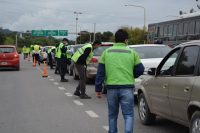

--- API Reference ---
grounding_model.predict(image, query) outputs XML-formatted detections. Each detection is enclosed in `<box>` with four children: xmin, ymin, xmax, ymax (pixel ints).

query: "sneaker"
<box><xmin>79</xmin><ymin>94</ymin><xmax>91</xmax><ymax>99</ymax></box>
<box><xmin>60</xmin><ymin>79</ymin><xmax>68</xmax><ymax>82</ymax></box>
<box><xmin>74</xmin><ymin>91</ymin><xmax>80</xmax><ymax>96</ymax></box>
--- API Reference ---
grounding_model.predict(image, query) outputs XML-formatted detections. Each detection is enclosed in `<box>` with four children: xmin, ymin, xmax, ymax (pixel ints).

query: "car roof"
<box><xmin>128</xmin><ymin>44</ymin><xmax>167</xmax><ymax>48</ymax></box>
<box><xmin>0</xmin><ymin>45</ymin><xmax>16</xmax><ymax>48</ymax></box>
<box><xmin>177</xmin><ymin>40</ymin><xmax>200</xmax><ymax>48</ymax></box>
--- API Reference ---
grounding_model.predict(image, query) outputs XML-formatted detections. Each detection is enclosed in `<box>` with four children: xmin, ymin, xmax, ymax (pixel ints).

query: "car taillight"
<box><xmin>90</xmin><ymin>57</ymin><xmax>98</xmax><ymax>63</ymax></box>
<box><xmin>14</xmin><ymin>54</ymin><xmax>19</xmax><ymax>58</ymax></box>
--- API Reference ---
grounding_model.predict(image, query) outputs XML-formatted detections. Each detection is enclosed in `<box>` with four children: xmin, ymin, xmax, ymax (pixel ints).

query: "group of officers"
<box><xmin>23</xmin><ymin>29</ymin><xmax>145</xmax><ymax>133</ymax></box>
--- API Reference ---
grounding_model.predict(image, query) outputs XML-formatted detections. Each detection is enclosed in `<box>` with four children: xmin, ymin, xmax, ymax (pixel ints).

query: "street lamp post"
<box><xmin>74</xmin><ymin>11</ymin><xmax>82</xmax><ymax>45</ymax></box>
<box><xmin>125</xmin><ymin>4</ymin><xmax>146</xmax><ymax>31</ymax></box>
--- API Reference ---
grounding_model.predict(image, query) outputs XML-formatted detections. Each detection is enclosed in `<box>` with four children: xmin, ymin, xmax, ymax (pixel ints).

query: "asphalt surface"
<box><xmin>0</xmin><ymin>56</ymin><xmax>189</xmax><ymax>133</ymax></box>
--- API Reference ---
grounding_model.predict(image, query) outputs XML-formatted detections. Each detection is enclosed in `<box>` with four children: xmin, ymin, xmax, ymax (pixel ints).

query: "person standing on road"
<box><xmin>33</xmin><ymin>44</ymin><xmax>41</xmax><ymax>66</ymax></box>
<box><xmin>95</xmin><ymin>29</ymin><xmax>144</xmax><ymax>133</ymax></box>
<box><xmin>54</xmin><ymin>43</ymin><xmax>60</xmax><ymax>74</ymax></box>
<box><xmin>72</xmin><ymin>41</ymin><xmax>101</xmax><ymax>99</ymax></box>
<box><xmin>57</xmin><ymin>38</ymin><xmax>70</xmax><ymax>82</ymax></box>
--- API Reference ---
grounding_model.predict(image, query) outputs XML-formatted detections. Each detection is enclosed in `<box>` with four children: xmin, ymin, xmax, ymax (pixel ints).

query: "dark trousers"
<box><xmin>33</xmin><ymin>53</ymin><xmax>40</xmax><ymax>65</ymax></box>
<box><xmin>75</xmin><ymin>64</ymin><xmax>86</xmax><ymax>95</ymax></box>
<box><xmin>48</xmin><ymin>53</ymin><xmax>53</xmax><ymax>69</ymax></box>
<box><xmin>59</xmin><ymin>58</ymin><xmax>68</xmax><ymax>80</ymax></box>
<box><xmin>55</xmin><ymin>58</ymin><xmax>60</xmax><ymax>74</ymax></box>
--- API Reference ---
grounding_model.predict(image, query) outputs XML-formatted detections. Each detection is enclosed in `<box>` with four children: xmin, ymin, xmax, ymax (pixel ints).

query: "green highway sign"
<box><xmin>31</xmin><ymin>30</ymin><xmax>46</xmax><ymax>36</ymax></box>
<box><xmin>31</xmin><ymin>30</ymin><xmax>68</xmax><ymax>36</ymax></box>
<box><xmin>46</xmin><ymin>30</ymin><xmax>59</xmax><ymax>36</ymax></box>
<box><xmin>59</xmin><ymin>30</ymin><xmax>68</xmax><ymax>36</ymax></box>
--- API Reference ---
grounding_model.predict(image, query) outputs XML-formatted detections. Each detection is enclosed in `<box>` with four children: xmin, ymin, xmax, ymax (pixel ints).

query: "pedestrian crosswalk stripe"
<box><xmin>85</xmin><ymin>110</ymin><xmax>99</xmax><ymax>118</ymax></box>
<box><xmin>73</xmin><ymin>100</ymin><xmax>84</xmax><ymax>106</ymax></box>
<box><xmin>53</xmin><ymin>82</ymin><xmax>59</xmax><ymax>85</ymax></box>
<box><xmin>65</xmin><ymin>93</ymin><xmax>73</xmax><ymax>96</ymax></box>
<box><xmin>58</xmin><ymin>87</ymin><xmax>66</xmax><ymax>90</ymax></box>
<box><xmin>49</xmin><ymin>79</ymin><xmax>54</xmax><ymax>81</ymax></box>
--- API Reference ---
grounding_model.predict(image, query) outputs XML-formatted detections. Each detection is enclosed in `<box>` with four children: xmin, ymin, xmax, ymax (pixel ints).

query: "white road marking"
<box><xmin>73</xmin><ymin>100</ymin><xmax>84</xmax><ymax>106</ymax></box>
<box><xmin>48</xmin><ymin>76</ymin><xmax>51</xmax><ymax>78</ymax></box>
<box><xmin>49</xmin><ymin>79</ymin><xmax>54</xmax><ymax>81</ymax></box>
<box><xmin>65</xmin><ymin>93</ymin><xmax>73</xmax><ymax>97</ymax></box>
<box><xmin>85</xmin><ymin>110</ymin><xmax>99</xmax><ymax>118</ymax></box>
<box><xmin>103</xmin><ymin>126</ymin><xmax>109</xmax><ymax>131</ymax></box>
<box><xmin>53</xmin><ymin>82</ymin><xmax>59</xmax><ymax>85</ymax></box>
<box><xmin>58</xmin><ymin>87</ymin><xmax>66</xmax><ymax>90</ymax></box>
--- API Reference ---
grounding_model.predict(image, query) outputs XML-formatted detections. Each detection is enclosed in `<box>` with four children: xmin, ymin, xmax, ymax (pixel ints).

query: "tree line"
<box><xmin>0</xmin><ymin>27</ymin><xmax>147</xmax><ymax>48</ymax></box>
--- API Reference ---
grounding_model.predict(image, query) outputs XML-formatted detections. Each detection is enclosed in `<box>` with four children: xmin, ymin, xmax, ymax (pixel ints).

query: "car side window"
<box><xmin>159</xmin><ymin>49</ymin><xmax>180</xmax><ymax>76</ymax></box>
<box><xmin>175</xmin><ymin>46</ymin><xmax>199</xmax><ymax>75</ymax></box>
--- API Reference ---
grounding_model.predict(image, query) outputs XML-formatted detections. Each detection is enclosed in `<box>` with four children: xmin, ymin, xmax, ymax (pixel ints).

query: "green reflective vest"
<box><xmin>33</xmin><ymin>45</ymin><xmax>40</xmax><ymax>52</ymax></box>
<box><xmin>22</xmin><ymin>47</ymin><xmax>26</xmax><ymax>53</ymax></box>
<box><xmin>99</xmin><ymin>43</ymin><xmax>141</xmax><ymax>85</ymax></box>
<box><xmin>57</xmin><ymin>43</ymin><xmax>64</xmax><ymax>59</ymax></box>
<box><xmin>71</xmin><ymin>43</ymin><xmax>94</xmax><ymax>65</ymax></box>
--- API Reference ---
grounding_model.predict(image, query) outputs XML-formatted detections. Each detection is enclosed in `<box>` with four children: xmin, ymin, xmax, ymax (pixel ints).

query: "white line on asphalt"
<box><xmin>103</xmin><ymin>126</ymin><xmax>109</xmax><ymax>131</ymax></box>
<box><xmin>85</xmin><ymin>110</ymin><xmax>99</xmax><ymax>118</ymax></box>
<box><xmin>49</xmin><ymin>79</ymin><xmax>55</xmax><ymax>81</ymax></box>
<box><xmin>53</xmin><ymin>82</ymin><xmax>59</xmax><ymax>85</ymax></box>
<box><xmin>58</xmin><ymin>87</ymin><xmax>66</xmax><ymax>90</ymax></box>
<box><xmin>73</xmin><ymin>100</ymin><xmax>84</xmax><ymax>106</ymax></box>
<box><xmin>48</xmin><ymin>76</ymin><xmax>51</xmax><ymax>78</ymax></box>
<box><xmin>65</xmin><ymin>93</ymin><xmax>73</xmax><ymax>97</ymax></box>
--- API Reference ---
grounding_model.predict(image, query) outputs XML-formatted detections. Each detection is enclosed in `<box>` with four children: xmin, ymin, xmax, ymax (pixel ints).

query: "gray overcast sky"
<box><xmin>0</xmin><ymin>0</ymin><xmax>199</xmax><ymax>39</ymax></box>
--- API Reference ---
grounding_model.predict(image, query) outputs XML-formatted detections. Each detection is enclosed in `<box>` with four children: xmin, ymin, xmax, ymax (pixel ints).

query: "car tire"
<box><xmin>73</xmin><ymin>68</ymin><xmax>79</xmax><ymax>80</ymax></box>
<box><xmin>138</xmin><ymin>93</ymin><xmax>156</xmax><ymax>125</ymax></box>
<box><xmin>190</xmin><ymin>111</ymin><xmax>200</xmax><ymax>133</ymax></box>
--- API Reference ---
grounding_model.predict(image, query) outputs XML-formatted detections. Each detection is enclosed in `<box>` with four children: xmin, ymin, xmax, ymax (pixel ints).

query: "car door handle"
<box><xmin>184</xmin><ymin>87</ymin><xmax>190</xmax><ymax>92</ymax></box>
<box><xmin>163</xmin><ymin>84</ymin><xmax>168</xmax><ymax>89</ymax></box>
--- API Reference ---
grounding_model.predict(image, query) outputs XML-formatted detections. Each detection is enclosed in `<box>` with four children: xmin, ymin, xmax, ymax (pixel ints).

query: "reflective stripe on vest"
<box><xmin>71</xmin><ymin>44</ymin><xmax>93</xmax><ymax>64</ymax></box>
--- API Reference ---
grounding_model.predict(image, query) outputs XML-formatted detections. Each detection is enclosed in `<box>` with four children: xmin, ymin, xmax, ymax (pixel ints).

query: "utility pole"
<box><xmin>74</xmin><ymin>11</ymin><xmax>82</xmax><ymax>45</ymax></box>
<box><xmin>93</xmin><ymin>23</ymin><xmax>96</xmax><ymax>42</ymax></box>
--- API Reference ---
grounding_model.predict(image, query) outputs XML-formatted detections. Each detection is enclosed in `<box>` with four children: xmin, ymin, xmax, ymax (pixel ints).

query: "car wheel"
<box><xmin>73</xmin><ymin>68</ymin><xmax>79</xmax><ymax>80</ymax></box>
<box><xmin>138</xmin><ymin>93</ymin><xmax>156</xmax><ymax>125</ymax></box>
<box><xmin>190</xmin><ymin>111</ymin><xmax>200</xmax><ymax>133</ymax></box>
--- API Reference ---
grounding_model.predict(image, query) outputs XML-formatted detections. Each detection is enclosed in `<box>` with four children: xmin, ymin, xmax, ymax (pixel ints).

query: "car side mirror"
<box><xmin>147</xmin><ymin>68</ymin><xmax>156</xmax><ymax>75</ymax></box>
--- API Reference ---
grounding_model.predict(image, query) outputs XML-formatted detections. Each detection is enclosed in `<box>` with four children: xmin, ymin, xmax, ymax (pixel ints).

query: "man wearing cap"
<box><xmin>57</xmin><ymin>38</ymin><xmax>70</xmax><ymax>82</ymax></box>
<box><xmin>71</xmin><ymin>40</ymin><xmax>101</xmax><ymax>99</ymax></box>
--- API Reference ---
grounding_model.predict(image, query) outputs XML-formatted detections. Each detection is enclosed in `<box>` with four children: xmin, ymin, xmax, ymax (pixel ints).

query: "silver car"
<box><xmin>129</xmin><ymin>44</ymin><xmax>171</xmax><ymax>94</ymax></box>
<box><xmin>138</xmin><ymin>40</ymin><xmax>200</xmax><ymax>133</ymax></box>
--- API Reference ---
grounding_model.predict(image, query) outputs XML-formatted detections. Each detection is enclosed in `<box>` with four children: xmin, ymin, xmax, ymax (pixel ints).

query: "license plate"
<box><xmin>1</xmin><ymin>62</ymin><xmax>7</xmax><ymax>65</ymax></box>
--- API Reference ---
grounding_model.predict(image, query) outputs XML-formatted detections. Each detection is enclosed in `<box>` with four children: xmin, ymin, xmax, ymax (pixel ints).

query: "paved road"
<box><xmin>0</xmin><ymin>57</ymin><xmax>189</xmax><ymax>133</ymax></box>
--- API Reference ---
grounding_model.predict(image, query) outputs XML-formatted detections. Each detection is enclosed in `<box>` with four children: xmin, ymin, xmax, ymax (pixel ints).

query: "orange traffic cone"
<box><xmin>33</xmin><ymin>57</ymin><xmax>36</xmax><ymax>67</ymax></box>
<box><xmin>42</xmin><ymin>61</ymin><xmax>48</xmax><ymax>78</ymax></box>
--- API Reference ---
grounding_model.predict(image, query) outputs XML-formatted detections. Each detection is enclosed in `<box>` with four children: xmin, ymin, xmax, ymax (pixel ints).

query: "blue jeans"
<box><xmin>107</xmin><ymin>88</ymin><xmax>134</xmax><ymax>133</ymax></box>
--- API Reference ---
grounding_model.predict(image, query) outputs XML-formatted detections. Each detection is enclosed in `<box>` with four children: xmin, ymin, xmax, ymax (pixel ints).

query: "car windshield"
<box><xmin>0</xmin><ymin>47</ymin><xmax>14</xmax><ymax>53</ymax></box>
<box><xmin>130</xmin><ymin>46</ymin><xmax>170</xmax><ymax>59</ymax></box>
<box><xmin>94</xmin><ymin>46</ymin><xmax>112</xmax><ymax>56</ymax></box>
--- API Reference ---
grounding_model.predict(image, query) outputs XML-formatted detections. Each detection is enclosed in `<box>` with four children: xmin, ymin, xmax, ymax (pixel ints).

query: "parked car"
<box><xmin>129</xmin><ymin>44</ymin><xmax>171</xmax><ymax>94</ymax></box>
<box><xmin>137</xmin><ymin>40</ymin><xmax>200</xmax><ymax>133</ymax></box>
<box><xmin>86</xmin><ymin>43</ymin><xmax>113</xmax><ymax>81</ymax></box>
<box><xmin>0</xmin><ymin>45</ymin><xmax>20</xmax><ymax>70</ymax></box>
<box><xmin>39</xmin><ymin>46</ymin><xmax>55</xmax><ymax>62</ymax></box>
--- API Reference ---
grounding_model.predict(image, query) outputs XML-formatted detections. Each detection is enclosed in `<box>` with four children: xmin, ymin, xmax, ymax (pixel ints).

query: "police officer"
<box><xmin>72</xmin><ymin>41</ymin><xmax>101</xmax><ymax>99</ymax></box>
<box><xmin>48</xmin><ymin>47</ymin><xmax>55</xmax><ymax>69</ymax></box>
<box><xmin>33</xmin><ymin>44</ymin><xmax>40</xmax><ymax>65</ymax></box>
<box><xmin>54</xmin><ymin>43</ymin><xmax>60</xmax><ymax>74</ymax></box>
<box><xmin>95</xmin><ymin>29</ymin><xmax>144</xmax><ymax>133</ymax></box>
<box><xmin>57</xmin><ymin>38</ymin><xmax>70</xmax><ymax>82</ymax></box>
